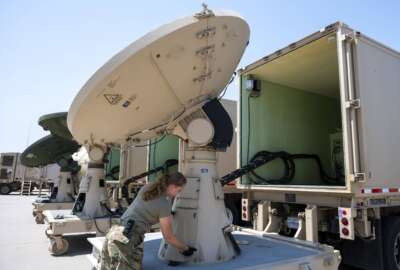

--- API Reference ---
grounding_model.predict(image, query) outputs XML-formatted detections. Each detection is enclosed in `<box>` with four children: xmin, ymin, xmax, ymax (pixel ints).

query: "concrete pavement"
<box><xmin>0</xmin><ymin>194</ymin><xmax>92</xmax><ymax>270</ymax></box>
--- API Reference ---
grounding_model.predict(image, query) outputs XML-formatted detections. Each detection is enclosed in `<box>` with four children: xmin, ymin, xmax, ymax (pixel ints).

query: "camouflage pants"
<box><xmin>100</xmin><ymin>224</ymin><xmax>144</xmax><ymax>270</ymax></box>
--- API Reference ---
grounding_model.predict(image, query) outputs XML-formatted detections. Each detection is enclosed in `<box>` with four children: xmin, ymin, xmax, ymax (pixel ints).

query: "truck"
<box><xmin>0</xmin><ymin>152</ymin><xmax>59</xmax><ymax>195</ymax></box>
<box><xmin>237</xmin><ymin>21</ymin><xmax>400</xmax><ymax>270</ymax></box>
<box><xmin>80</xmin><ymin>6</ymin><xmax>344</xmax><ymax>269</ymax></box>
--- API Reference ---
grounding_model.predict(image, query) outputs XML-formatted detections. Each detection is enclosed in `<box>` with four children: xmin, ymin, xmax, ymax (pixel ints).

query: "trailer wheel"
<box><xmin>0</xmin><ymin>184</ymin><xmax>11</xmax><ymax>195</ymax></box>
<box><xmin>383</xmin><ymin>217</ymin><xmax>400</xmax><ymax>270</ymax></box>
<box><xmin>49</xmin><ymin>237</ymin><xmax>69</xmax><ymax>256</ymax></box>
<box><xmin>35</xmin><ymin>213</ymin><xmax>45</xmax><ymax>224</ymax></box>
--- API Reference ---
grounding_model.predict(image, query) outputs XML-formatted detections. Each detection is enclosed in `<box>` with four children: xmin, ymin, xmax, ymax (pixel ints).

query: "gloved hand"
<box><xmin>122</xmin><ymin>220</ymin><xmax>135</xmax><ymax>239</ymax></box>
<box><xmin>181</xmin><ymin>246</ymin><xmax>197</xmax><ymax>257</ymax></box>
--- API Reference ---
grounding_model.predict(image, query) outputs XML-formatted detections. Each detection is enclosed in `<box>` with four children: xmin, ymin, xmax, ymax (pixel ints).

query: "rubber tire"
<box><xmin>35</xmin><ymin>214</ymin><xmax>44</xmax><ymax>224</ymax></box>
<box><xmin>10</xmin><ymin>182</ymin><xmax>21</xmax><ymax>192</ymax></box>
<box><xmin>383</xmin><ymin>217</ymin><xmax>400</xmax><ymax>270</ymax></box>
<box><xmin>49</xmin><ymin>238</ymin><xmax>69</xmax><ymax>256</ymax></box>
<box><xmin>0</xmin><ymin>184</ymin><xmax>11</xmax><ymax>195</ymax></box>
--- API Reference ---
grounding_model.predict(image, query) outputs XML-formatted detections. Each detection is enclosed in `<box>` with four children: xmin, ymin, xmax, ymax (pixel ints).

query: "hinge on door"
<box><xmin>345</xmin><ymin>99</ymin><xmax>361</xmax><ymax>109</ymax></box>
<box><xmin>339</xmin><ymin>30</ymin><xmax>359</xmax><ymax>44</ymax></box>
<box><xmin>344</xmin><ymin>30</ymin><xmax>359</xmax><ymax>43</ymax></box>
<box><xmin>350</xmin><ymin>172</ymin><xmax>366</xmax><ymax>182</ymax></box>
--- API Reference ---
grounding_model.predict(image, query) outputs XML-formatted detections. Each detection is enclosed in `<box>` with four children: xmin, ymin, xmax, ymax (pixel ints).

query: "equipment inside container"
<box><xmin>241</xmin><ymin>33</ymin><xmax>345</xmax><ymax>186</ymax></box>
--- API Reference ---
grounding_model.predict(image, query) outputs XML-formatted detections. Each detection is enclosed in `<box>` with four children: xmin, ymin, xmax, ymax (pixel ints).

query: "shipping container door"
<box><xmin>352</xmin><ymin>35</ymin><xmax>400</xmax><ymax>188</ymax></box>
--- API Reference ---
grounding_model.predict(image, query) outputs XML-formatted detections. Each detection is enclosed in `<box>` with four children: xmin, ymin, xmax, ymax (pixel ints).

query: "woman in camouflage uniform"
<box><xmin>100</xmin><ymin>172</ymin><xmax>197</xmax><ymax>270</ymax></box>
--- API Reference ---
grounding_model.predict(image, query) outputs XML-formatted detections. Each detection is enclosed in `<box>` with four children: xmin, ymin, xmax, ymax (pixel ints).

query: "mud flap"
<box><xmin>340</xmin><ymin>219</ymin><xmax>384</xmax><ymax>270</ymax></box>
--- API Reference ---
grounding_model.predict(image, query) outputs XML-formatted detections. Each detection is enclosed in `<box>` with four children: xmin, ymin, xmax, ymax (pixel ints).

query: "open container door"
<box><xmin>238</xmin><ymin>23</ymin><xmax>349</xmax><ymax>194</ymax></box>
<box><xmin>335</xmin><ymin>25</ymin><xmax>364</xmax><ymax>192</ymax></box>
<box><xmin>343</xmin><ymin>27</ymin><xmax>400</xmax><ymax>193</ymax></box>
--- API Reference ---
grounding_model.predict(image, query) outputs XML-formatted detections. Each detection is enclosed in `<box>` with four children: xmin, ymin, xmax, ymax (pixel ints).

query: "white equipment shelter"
<box><xmin>67</xmin><ymin>6</ymin><xmax>249</xmax><ymax>265</ymax></box>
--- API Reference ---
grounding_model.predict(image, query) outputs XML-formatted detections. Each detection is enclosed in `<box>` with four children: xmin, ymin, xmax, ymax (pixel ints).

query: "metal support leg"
<box><xmin>256</xmin><ymin>201</ymin><xmax>270</xmax><ymax>231</ymax></box>
<box><xmin>354</xmin><ymin>208</ymin><xmax>372</xmax><ymax>238</ymax></box>
<box><xmin>294</xmin><ymin>212</ymin><xmax>306</xmax><ymax>240</ymax></box>
<box><xmin>305</xmin><ymin>205</ymin><xmax>318</xmax><ymax>242</ymax></box>
<box><xmin>264</xmin><ymin>208</ymin><xmax>282</xmax><ymax>233</ymax></box>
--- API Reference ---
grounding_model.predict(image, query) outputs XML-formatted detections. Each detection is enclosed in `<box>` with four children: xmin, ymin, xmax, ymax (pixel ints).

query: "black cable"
<box><xmin>248</xmin><ymin>151</ymin><xmax>344</xmax><ymax>185</ymax></box>
<box><xmin>126</xmin><ymin>108</ymin><xmax>186</xmax><ymax>141</ymax></box>
<box><xmin>94</xmin><ymin>202</ymin><xmax>122</xmax><ymax>234</ymax></box>
<box><xmin>121</xmin><ymin>159</ymin><xmax>178</xmax><ymax>203</ymax></box>
<box><xmin>218</xmin><ymin>72</ymin><xmax>236</xmax><ymax>101</ymax></box>
<box><xmin>100</xmin><ymin>201</ymin><xmax>121</xmax><ymax>217</ymax></box>
<box><xmin>220</xmin><ymin>150</ymin><xmax>344</xmax><ymax>186</ymax></box>
<box><xmin>248</xmin><ymin>151</ymin><xmax>294</xmax><ymax>185</ymax></box>
<box><xmin>105</xmin><ymin>165</ymin><xmax>120</xmax><ymax>179</ymax></box>
<box><xmin>93</xmin><ymin>217</ymin><xmax>107</xmax><ymax>234</ymax></box>
<box><xmin>135</xmin><ymin>134</ymin><xmax>166</xmax><ymax>148</ymax></box>
<box><xmin>148</xmin><ymin>108</ymin><xmax>186</xmax><ymax>132</ymax></box>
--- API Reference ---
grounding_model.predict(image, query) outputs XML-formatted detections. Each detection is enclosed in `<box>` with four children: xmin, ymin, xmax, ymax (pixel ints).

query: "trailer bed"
<box><xmin>44</xmin><ymin>209</ymin><xmax>117</xmax><ymax>236</ymax></box>
<box><xmin>88</xmin><ymin>229</ymin><xmax>340</xmax><ymax>270</ymax></box>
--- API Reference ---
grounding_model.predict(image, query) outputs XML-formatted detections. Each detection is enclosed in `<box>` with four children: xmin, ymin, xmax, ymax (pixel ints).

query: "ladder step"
<box><xmin>20</xmin><ymin>180</ymin><xmax>33</xmax><ymax>196</ymax></box>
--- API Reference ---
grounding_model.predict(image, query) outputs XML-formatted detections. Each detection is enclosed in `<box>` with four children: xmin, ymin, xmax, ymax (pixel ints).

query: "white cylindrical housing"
<box><xmin>159</xmin><ymin>143</ymin><xmax>235</xmax><ymax>264</ymax></box>
<box><xmin>80</xmin><ymin>165</ymin><xmax>108</xmax><ymax>218</ymax></box>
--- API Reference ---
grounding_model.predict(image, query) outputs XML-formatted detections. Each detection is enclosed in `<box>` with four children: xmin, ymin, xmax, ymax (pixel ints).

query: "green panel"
<box><xmin>240</xmin><ymin>79</ymin><xmax>342</xmax><ymax>185</ymax></box>
<box><xmin>148</xmin><ymin>135</ymin><xmax>179</xmax><ymax>181</ymax></box>
<box><xmin>105</xmin><ymin>147</ymin><xmax>120</xmax><ymax>180</ymax></box>
<box><xmin>38</xmin><ymin>112</ymin><xmax>73</xmax><ymax>140</ymax></box>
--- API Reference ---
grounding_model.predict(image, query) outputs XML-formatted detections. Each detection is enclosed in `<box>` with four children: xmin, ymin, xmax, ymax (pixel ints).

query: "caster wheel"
<box><xmin>49</xmin><ymin>238</ymin><xmax>69</xmax><ymax>256</ymax></box>
<box><xmin>35</xmin><ymin>214</ymin><xmax>44</xmax><ymax>224</ymax></box>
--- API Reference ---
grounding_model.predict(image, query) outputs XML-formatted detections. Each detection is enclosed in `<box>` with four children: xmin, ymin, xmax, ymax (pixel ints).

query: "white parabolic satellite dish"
<box><xmin>68</xmin><ymin>9</ymin><xmax>250</xmax><ymax>146</ymax></box>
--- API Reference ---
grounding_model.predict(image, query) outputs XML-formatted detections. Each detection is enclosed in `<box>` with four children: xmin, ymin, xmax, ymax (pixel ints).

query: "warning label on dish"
<box><xmin>104</xmin><ymin>94</ymin><xmax>122</xmax><ymax>105</ymax></box>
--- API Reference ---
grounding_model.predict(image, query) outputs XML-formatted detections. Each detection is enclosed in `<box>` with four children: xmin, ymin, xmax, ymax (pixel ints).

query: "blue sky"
<box><xmin>1</xmin><ymin>0</ymin><xmax>399</xmax><ymax>152</ymax></box>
